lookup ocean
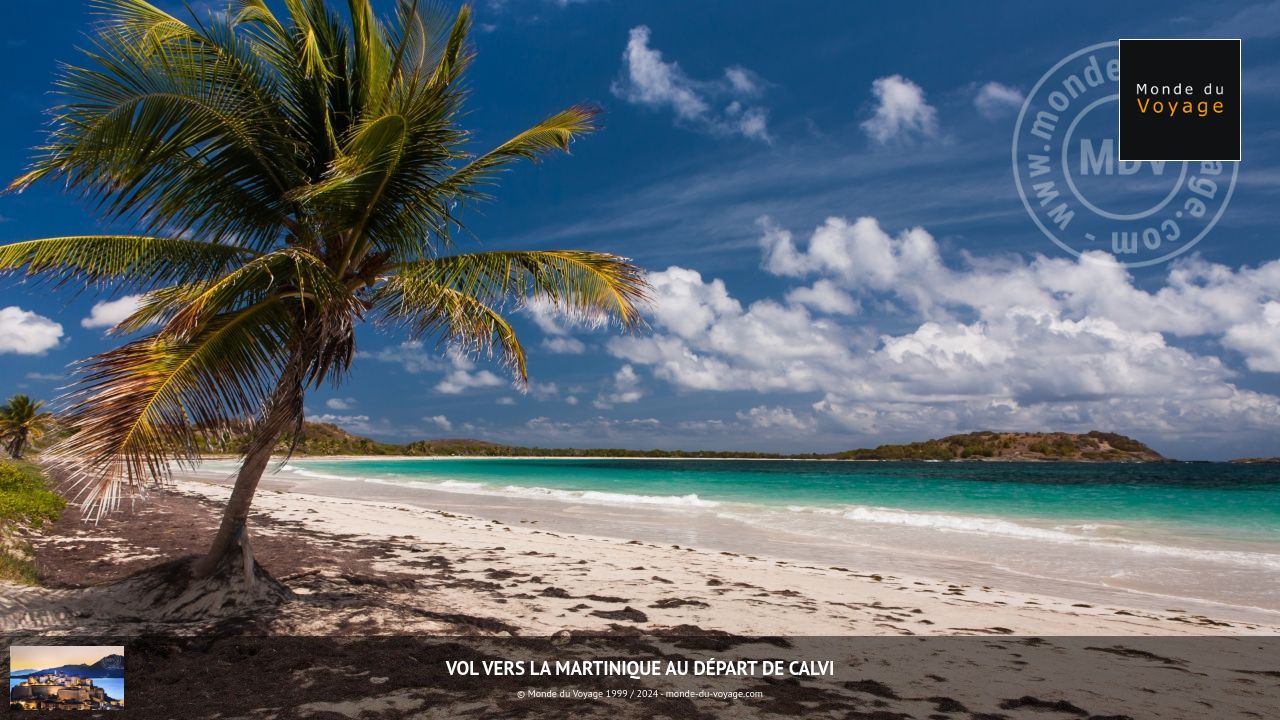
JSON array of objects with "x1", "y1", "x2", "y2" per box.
[{"x1": 212, "y1": 458, "x2": 1280, "y2": 616}]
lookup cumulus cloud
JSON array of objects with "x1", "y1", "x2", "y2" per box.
[
  {"x1": 435, "y1": 351, "x2": 506, "y2": 394},
  {"x1": 522, "y1": 415, "x2": 663, "y2": 444},
  {"x1": 307, "y1": 413, "x2": 373, "y2": 432},
  {"x1": 974, "y1": 81, "x2": 1024, "y2": 119},
  {"x1": 1222, "y1": 302, "x2": 1280, "y2": 371},
  {"x1": 785, "y1": 279, "x2": 859, "y2": 315},
  {"x1": 525, "y1": 297, "x2": 596, "y2": 354},
  {"x1": 593, "y1": 364, "x2": 645, "y2": 408},
  {"x1": 325, "y1": 397, "x2": 356, "y2": 410},
  {"x1": 366, "y1": 341, "x2": 508, "y2": 394},
  {"x1": 608, "y1": 217, "x2": 1280, "y2": 448},
  {"x1": 0, "y1": 306, "x2": 64, "y2": 355},
  {"x1": 861, "y1": 75, "x2": 938, "y2": 143},
  {"x1": 425, "y1": 414, "x2": 453, "y2": 432},
  {"x1": 608, "y1": 266, "x2": 853, "y2": 393},
  {"x1": 81, "y1": 294, "x2": 143, "y2": 329},
  {"x1": 543, "y1": 336, "x2": 586, "y2": 354},
  {"x1": 736, "y1": 405, "x2": 816, "y2": 432},
  {"x1": 364, "y1": 340, "x2": 445, "y2": 374},
  {"x1": 612, "y1": 25, "x2": 771, "y2": 141}
]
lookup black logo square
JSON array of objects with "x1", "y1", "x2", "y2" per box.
[{"x1": 1119, "y1": 39, "x2": 1240, "y2": 161}]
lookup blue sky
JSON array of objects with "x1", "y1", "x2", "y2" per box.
[{"x1": 3, "y1": 0, "x2": 1280, "y2": 459}]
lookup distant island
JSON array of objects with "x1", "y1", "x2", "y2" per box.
[
  {"x1": 198, "y1": 424, "x2": 1166, "y2": 462},
  {"x1": 832, "y1": 430, "x2": 1164, "y2": 462}
]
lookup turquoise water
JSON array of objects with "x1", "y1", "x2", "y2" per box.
[
  {"x1": 8, "y1": 677, "x2": 123, "y2": 702},
  {"x1": 245, "y1": 457, "x2": 1280, "y2": 611},
  {"x1": 288, "y1": 458, "x2": 1280, "y2": 544}
]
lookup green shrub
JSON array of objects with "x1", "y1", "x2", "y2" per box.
[
  {"x1": 0, "y1": 461, "x2": 65, "y2": 528},
  {"x1": 0, "y1": 461, "x2": 62, "y2": 584}
]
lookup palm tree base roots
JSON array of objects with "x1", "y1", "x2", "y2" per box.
[{"x1": 109, "y1": 549, "x2": 292, "y2": 623}]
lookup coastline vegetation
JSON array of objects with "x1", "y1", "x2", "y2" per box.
[
  {"x1": 200, "y1": 422, "x2": 1166, "y2": 462},
  {"x1": 0, "y1": 460, "x2": 64, "y2": 583}
]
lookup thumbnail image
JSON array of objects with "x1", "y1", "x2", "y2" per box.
[{"x1": 9, "y1": 646, "x2": 123, "y2": 711}]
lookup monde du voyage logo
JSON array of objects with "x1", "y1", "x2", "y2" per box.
[{"x1": 1013, "y1": 40, "x2": 1241, "y2": 268}]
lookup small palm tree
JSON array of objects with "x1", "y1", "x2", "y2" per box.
[
  {"x1": 0, "y1": 395, "x2": 55, "y2": 459},
  {"x1": 0, "y1": 0, "x2": 648, "y2": 582}
]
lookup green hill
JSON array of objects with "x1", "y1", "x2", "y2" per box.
[
  {"x1": 833, "y1": 431, "x2": 1163, "y2": 462},
  {"x1": 197, "y1": 424, "x2": 1163, "y2": 462}
]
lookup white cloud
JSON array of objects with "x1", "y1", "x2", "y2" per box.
[
  {"x1": 81, "y1": 294, "x2": 143, "y2": 329},
  {"x1": 609, "y1": 266, "x2": 853, "y2": 393},
  {"x1": 608, "y1": 217, "x2": 1280, "y2": 449},
  {"x1": 25, "y1": 371, "x2": 64, "y2": 381},
  {"x1": 308, "y1": 413, "x2": 371, "y2": 430},
  {"x1": 861, "y1": 75, "x2": 938, "y2": 143},
  {"x1": 365, "y1": 340, "x2": 445, "y2": 374},
  {"x1": 785, "y1": 279, "x2": 858, "y2": 315},
  {"x1": 1222, "y1": 301, "x2": 1280, "y2": 371},
  {"x1": 425, "y1": 414, "x2": 453, "y2": 432},
  {"x1": 736, "y1": 405, "x2": 816, "y2": 431},
  {"x1": 435, "y1": 350, "x2": 506, "y2": 394},
  {"x1": 724, "y1": 66, "x2": 762, "y2": 95},
  {"x1": 543, "y1": 337, "x2": 586, "y2": 354},
  {"x1": 0, "y1": 306, "x2": 64, "y2": 355},
  {"x1": 525, "y1": 297, "x2": 596, "y2": 355},
  {"x1": 496, "y1": 396, "x2": 517, "y2": 406},
  {"x1": 366, "y1": 342, "x2": 508, "y2": 394},
  {"x1": 325, "y1": 397, "x2": 356, "y2": 410},
  {"x1": 523, "y1": 415, "x2": 663, "y2": 443},
  {"x1": 612, "y1": 25, "x2": 771, "y2": 142},
  {"x1": 530, "y1": 382, "x2": 560, "y2": 401},
  {"x1": 974, "y1": 81, "x2": 1024, "y2": 119},
  {"x1": 593, "y1": 364, "x2": 645, "y2": 408}
]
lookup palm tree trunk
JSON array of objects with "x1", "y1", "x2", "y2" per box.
[
  {"x1": 11, "y1": 431, "x2": 26, "y2": 459},
  {"x1": 191, "y1": 349, "x2": 307, "y2": 579}
]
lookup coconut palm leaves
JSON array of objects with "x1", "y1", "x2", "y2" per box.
[
  {"x1": 1, "y1": 0, "x2": 649, "y2": 519},
  {"x1": 0, "y1": 396, "x2": 55, "y2": 459}
]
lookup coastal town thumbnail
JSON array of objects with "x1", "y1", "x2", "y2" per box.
[{"x1": 8, "y1": 646, "x2": 123, "y2": 711}]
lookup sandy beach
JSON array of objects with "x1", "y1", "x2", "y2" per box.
[
  {"x1": 4, "y1": 467, "x2": 1279, "y2": 719},
  {"x1": 4, "y1": 466, "x2": 1274, "y2": 637}
]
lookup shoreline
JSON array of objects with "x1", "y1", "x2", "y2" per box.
[
  {"x1": 6, "y1": 464, "x2": 1274, "y2": 637},
  {"x1": 199, "y1": 453, "x2": 1191, "y2": 463},
  {"x1": 222, "y1": 457, "x2": 1280, "y2": 618},
  {"x1": 185, "y1": 471, "x2": 1280, "y2": 632},
  {"x1": 165, "y1": 468, "x2": 1280, "y2": 634}
]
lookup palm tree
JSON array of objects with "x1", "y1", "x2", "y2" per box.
[
  {"x1": 0, "y1": 0, "x2": 648, "y2": 583},
  {"x1": 0, "y1": 395, "x2": 55, "y2": 459}
]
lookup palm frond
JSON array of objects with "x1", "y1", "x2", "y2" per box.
[
  {"x1": 374, "y1": 250, "x2": 648, "y2": 382},
  {"x1": 390, "y1": 250, "x2": 648, "y2": 324},
  {"x1": 51, "y1": 299, "x2": 299, "y2": 517},
  {"x1": 153, "y1": 247, "x2": 354, "y2": 340},
  {"x1": 439, "y1": 104, "x2": 600, "y2": 199},
  {"x1": 0, "y1": 235, "x2": 256, "y2": 292},
  {"x1": 377, "y1": 281, "x2": 527, "y2": 381},
  {"x1": 11, "y1": 1, "x2": 301, "y2": 248}
]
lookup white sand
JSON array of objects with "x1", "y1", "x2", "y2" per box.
[{"x1": 177, "y1": 474, "x2": 1280, "y2": 636}]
